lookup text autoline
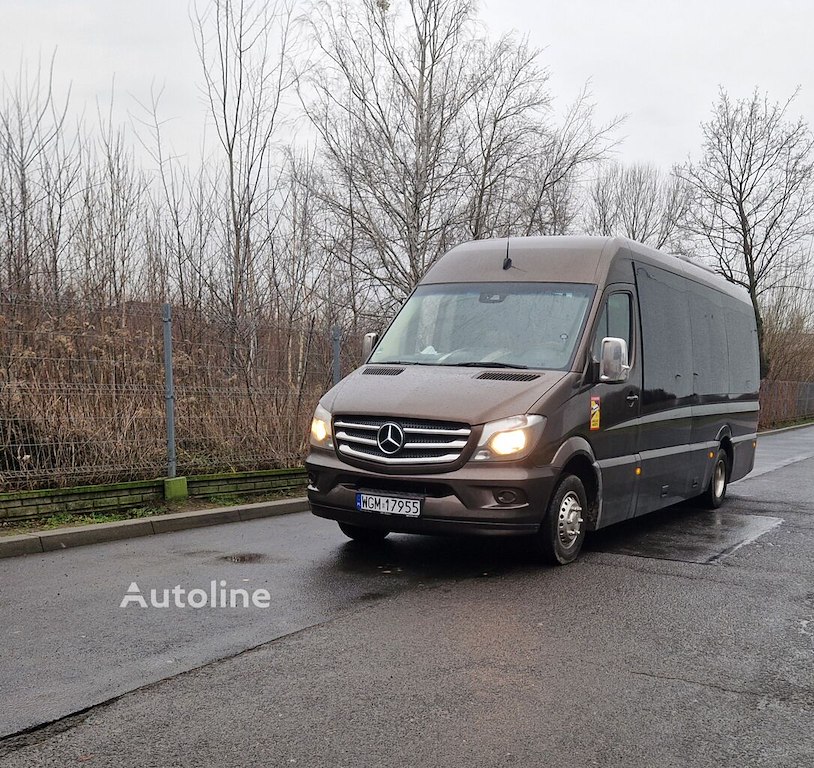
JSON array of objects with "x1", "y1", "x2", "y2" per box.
[{"x1": 120, "y1": 581, "x2": 272, "y2": 608}]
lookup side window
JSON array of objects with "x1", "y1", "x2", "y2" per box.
[
  {"x1": 592, "y1": 292, "x2": 632, "y2": 361},
  {"x1": 636, "y1": 265, "x2": 693, "y2": 399},
  {"x1": 688, "y1": 284, "x2": 729, "y2": 396},
  {"x1": 724, "y1": 300, "x2": 759, "y2": 394}
]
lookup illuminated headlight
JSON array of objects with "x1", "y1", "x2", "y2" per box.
[
  {"x1": 471, "y1": 414, "x2": 546, "y2": 462},
  {"x1": 310, "y1": 404, "x2": 333, "y2": 449}
]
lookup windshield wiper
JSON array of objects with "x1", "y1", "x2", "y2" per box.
[
  {"x1": 444, "y1": 361, "x2": 529, "y2": 369},
  {"x1": 370, "y1": 360, "x2": 436, "y2": 366}
]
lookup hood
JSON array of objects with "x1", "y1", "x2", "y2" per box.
[{"x1": 322, "y1": 365, "x2": 566, "y2": 425}]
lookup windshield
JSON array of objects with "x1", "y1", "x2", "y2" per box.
[{"x1": 370, "y1": 282, "x2": 596, "y2": 370}]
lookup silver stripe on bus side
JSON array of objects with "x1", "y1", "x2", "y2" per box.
[{"x1": 605, "y1": 401, "x2": 759, "y2": 431}]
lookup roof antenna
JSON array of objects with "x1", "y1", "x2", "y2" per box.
[{"x1": 503, "y1": 237, "x2": 512, "y2": 270}]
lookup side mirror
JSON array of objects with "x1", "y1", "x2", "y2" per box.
[
  {"x1": 362, "y1": 332, "x2": 380, "y2": 360},
  {"x1": 599, "y1": 337, "x2": 630, "y2": 383}
]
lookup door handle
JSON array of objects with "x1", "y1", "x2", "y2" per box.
[{"x1": 626, "y1": 392, "x2": 639, "y2": 407}]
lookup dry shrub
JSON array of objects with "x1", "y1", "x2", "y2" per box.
[{"x1": 0, "y1": 299, "x2": 334, "y2": 490}]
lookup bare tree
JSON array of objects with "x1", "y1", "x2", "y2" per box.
[
  {"x1": 679, "y1": 88, "x2": 814, "y2": 376},
  {"x1": 459, "y1": 40, "x2": 621, "y2": 239},
  {"x1": 304, "y1": 1, "x2": 620, "y2": 307},
  {"x1": 36, "y1": 117, "x2": 82, "y2": 304},
  {"x1": 0, "y1": 54, "x2": 71, "y2": 302},
  {"x1": 460, "y1": 35, "x2": 550, "y2": 240},
  {"x1": 518, "y1": 86, "x2": 621, "y2": 237},
  {"x1": 133, "y1": 84, "x2": 220, "y2": 327},
  {"x1": 74, "y1": 98, "x2": 147, "y2": 310},
  {"x1": 302, "y1": 0, "x2": 482, "y2": 306},
  {"x1": 192, "y1": 0, "x2": 296, "y2": 369},
  {"x1": 584, "y1": 161, "x2": 691, "y2": 249},
  {"x1": 758, "y1": 246, "x2": 814, "y2": 381}
]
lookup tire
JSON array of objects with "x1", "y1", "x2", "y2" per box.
[
  {"x1": 338, "y1": 522, "x2": 389, "y2": 543},
  {"x1": 701, "y1": 448, "x2": 729, "y2": 509},
  {"x1": 537, "y1": 475, "x2": 588, "y2": 565}
]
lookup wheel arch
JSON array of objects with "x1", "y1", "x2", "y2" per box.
[
  {"x1": 715, "y1": 425, "x2": 734, "y2": 476},
  {"x1": 551, "y1": 437, "x2": 601, "y2": 530}
]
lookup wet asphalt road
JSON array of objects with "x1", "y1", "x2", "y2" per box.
[{"x1": 1, "y1": 426, "x2": 814, "y2": 766}]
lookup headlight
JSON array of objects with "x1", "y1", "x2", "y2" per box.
[
  {"x1": 471, "y1": 414, "x2": 546, "y2": 462},
  {"x1": 310, "y1": 404, "x2": 333, "y2": 449}
]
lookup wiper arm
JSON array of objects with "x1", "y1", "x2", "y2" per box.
[
  {"x1": 372, "y1": 360, "x2": 530, "y2": 369},
  {"x1": 370, "y1": 360, "x2": 436, "y2": 366},
  {"x1": 445, "y1": 361, "x2": 529, "y2": 369}
]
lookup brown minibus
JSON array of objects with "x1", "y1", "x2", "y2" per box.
[{"x1": 306, "y1": 236, "x2": 760, "y2": 564}]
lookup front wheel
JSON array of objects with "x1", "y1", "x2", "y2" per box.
[
  {"x1": 701, "y1": 448, "x2": 729, "y2": 509},
  {"x1": 536, "y1": 475, "x2": 588, "y2": 565},
  {"x1": 338, "y1": 522, "x2": 389, "y2": 543}
]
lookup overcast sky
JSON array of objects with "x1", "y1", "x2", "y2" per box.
[{"x1": 2, "y1": 0, "x2": 812, "y2": 170}]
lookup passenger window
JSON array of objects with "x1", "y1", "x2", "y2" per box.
[
  {"x1": 636, "y1": 265, "x2": 693, "y2": 399},
  {"x1": 592, "y1": 293, "x2": 632, "y2": 361},
  {"x1": 689, "y1": 286, "x2": 729, "y2": 396}
]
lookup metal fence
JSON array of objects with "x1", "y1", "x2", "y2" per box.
[
  {"x1": 0, "y1": 296, "x2": 811, "y2": 491},
  {"x1": 0, "y1": 298, "x2": 363, "y2": 490},
  {"x1": 759, "y1": 380, "x2": 814, "y2": 429}
]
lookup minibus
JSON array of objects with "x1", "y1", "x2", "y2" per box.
[{"x1": 306, "y1": 236, "x2": 760, "y2": 564}]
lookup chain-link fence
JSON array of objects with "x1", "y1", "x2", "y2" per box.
[{"x1": 0, "y1": 298, "x2": 365, "y2": 490}]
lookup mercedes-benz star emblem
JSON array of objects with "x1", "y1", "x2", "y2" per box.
[{"x1": 376, "y1": 422, "x2": 405, "y2": 455}]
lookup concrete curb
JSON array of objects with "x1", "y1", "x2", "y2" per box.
[
  {"x1": 758, "y1": 421, "x2": 814, "y2": 436},
  {"x1": 0, "y1": 497, "x2": 309, "y2": 560}
]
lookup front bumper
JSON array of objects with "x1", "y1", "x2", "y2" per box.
[{"x1": 306, "y1": 449, "x2": 559, "y2": 536}]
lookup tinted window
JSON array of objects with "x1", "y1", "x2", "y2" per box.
[
  {"x1": 723, "y1": 299, "x2": 759, "y2": 394},
  {"x1": 636, "y1": 265, "x2": 693, "y2": 400},
  {"x1": 688, "y1": 284, "x2": 729, "y2": 396}
]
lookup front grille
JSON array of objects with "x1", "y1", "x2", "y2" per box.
[{"x1": 334, "y1": 415, "x2": 471, "y2": 465}]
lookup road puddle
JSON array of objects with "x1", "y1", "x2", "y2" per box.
[{"x1": 587, "y1": 509, "x2": 782, "y2": 564}]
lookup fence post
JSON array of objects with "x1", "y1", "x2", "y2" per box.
[
  {"x1": 162, "y1": 303, "x2": 177, "y2": 479},
  {"x1": 332, "y1": 325, "x2": 342, "y2": 386}
]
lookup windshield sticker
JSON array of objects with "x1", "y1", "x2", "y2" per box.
[{"x1": 590, "y1": 396, "x2": 601, "y2": 430}]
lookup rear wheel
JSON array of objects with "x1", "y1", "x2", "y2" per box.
[
  {"x1": 702, "y1": 448, "x2": 729, "y2": 509},
  {"x1": 537, "y1": 475, "x2": 587, "y2": 565},
  {"x1": 338, "y1": 522, "x2": 389, "y2": 543}
]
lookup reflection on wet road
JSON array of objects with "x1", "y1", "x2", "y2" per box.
[{"x1": 585, "y1": 504, "x2": 782, "y2": 563}]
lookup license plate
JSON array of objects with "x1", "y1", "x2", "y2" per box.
[{"x1": 356, "y1": 492, "x2": 422, "y2": 517}]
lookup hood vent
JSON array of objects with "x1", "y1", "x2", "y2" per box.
[
  {"x1": 363, "y1": 366, "x2": 404, "y2": 376},
  {"x1": 476, "y1": 371, "x2": 540, "y2": 382}
]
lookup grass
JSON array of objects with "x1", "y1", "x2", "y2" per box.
[
  {"x1": 206, "y1": 493, "x2": 245, "y2": 506},
  {"x1": 0, "y1": 486, "x2": 306, "y2": 537}
]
